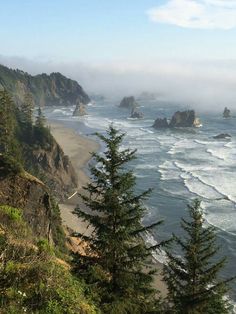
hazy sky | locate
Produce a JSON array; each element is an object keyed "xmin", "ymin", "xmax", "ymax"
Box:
[{"xmin": 1, "ymin": 0, "xmax": 236, "ymax": 108}]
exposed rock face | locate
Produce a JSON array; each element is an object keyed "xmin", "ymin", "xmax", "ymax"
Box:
[
  {"xmin": 0, "ymin": 169, "xmax": 52, "ymax": 241},
  {"xmin": 130, "ymin": 107, "xmax": 144, "ymax": 119},
  {"xmin": 120, "ymin": 96, "xmax": 138, "ymax": 109},
  {"xmin": 153, "ymin": 110, "xmax": 200, "ymax": 129},
  {"xmin": 73, "ymin": 101, "xmax": 87, "ymax": 116},
  {"xmin": 213, "ymin": 133, "xmax": 231, "ymax": 139},
  {"xmin": 169, "ymin": 110, "xmax": 196, "ymax": 127},
  {"xmin": 0, "ymin": 64, "xmax": 90, "ymax": 107},
  {"xmin": 25, "ymin": 138, "xmax": 78, "ymax": 201},
  {"xmin": 152, "ymin": 118, "xmax": 169, "ymax": 128},
  {"xmin": 223, "ymin": 107, "xmax": 231, "ymax": 118}
]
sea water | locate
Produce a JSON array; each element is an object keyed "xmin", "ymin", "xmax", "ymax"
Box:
[{"xmin": 46, "ymin": 99, "xmax": 236, "ymax": 306}]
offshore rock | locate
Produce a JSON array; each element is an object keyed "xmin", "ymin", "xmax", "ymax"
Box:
[
  {"xmin": 153, "ymin": 110, "xmax": 201, "ymax": 129},
  {"xmin": 223, "ymin": 107, "xmax": 231, "ymax": 118},
  {"xmin": 130, "ymin": 107, "xmax": 144, "ymax": 119},
  {"xmin": 213, "ymin": 133, "xmax": 231, "ymax": 139},
  {"xmin": 120, "ymin": 96, "xmax": 138, "ymax": 109},
  {"xmin": 73, "ymin": 101, "xmax": 87, "ymax": 116},
  {"xmin": 169, "ymin": 110, "xmax": 197, "ymax": 128},
  {"xmin": 152, "ymin": 118, "xmax": 169, "ymax": 128}
]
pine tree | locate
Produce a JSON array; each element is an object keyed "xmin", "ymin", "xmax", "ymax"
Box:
[
  {"xmin": 35, "ymin": 106, "xmax": 46, "ymax": 128},
  {"xmin": 20, "ymin": 92, "xmax": 34, "ymax": 127},
  {"xmin": 163, "ymin": 199, "xmax": 234, "ymax": 314},
  {"xmin": 73, "ymin": 125, "xmax": 167, "ymax": 314},
  {"xmin": 0, "ymin": 90, "xmax": 16, "ymax": 154}
]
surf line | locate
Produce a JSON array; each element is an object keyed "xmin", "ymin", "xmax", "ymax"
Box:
[{"xmin": 67, "ymin": 191, "xmax": 79, "ymax": 200}]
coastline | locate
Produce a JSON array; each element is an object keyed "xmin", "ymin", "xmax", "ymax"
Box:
[{"xmin": 49, "ymin": 120, "xmax": 167, "ymax": 297}]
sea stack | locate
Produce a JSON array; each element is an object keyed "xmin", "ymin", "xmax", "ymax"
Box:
[
  {"xmin": 119, "ymin": 96, "xmax": 138, "ymax": 109},
  {"xmin": 73, "ymin": 101, "xmax": 87, "ymax": 116},
  {"xmin": 153, "ymin": 110, "xmax": 201, "ymax": 129},
  {"xmin": 223, "ymin": 107, "xmax": 231, "ymax": 118},
  {"xmin": 130, "ymin": 107, "xmax": 144, "ymax": 119}
]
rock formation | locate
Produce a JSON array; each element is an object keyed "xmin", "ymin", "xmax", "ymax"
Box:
[
  {"xmin": 213, "ymin": 133, "xmax": 231, "ymax": 139},
  {"xmin": 130, "ymin": 107, "xmax": 144, "ymax": 119},
  {"xmin": 73, "ymin": 101, "xmax": 87, "ymax": 116},
  {"xmin": 0, "ymin": 64, "xmax": 90, "ymax": 107},
  {"xmin": 169, "ymin": 110, "xmax": 196, "ymax": 127},
  {"xmin": 152, "ymin": 118, "xmax": 169, "ymax": 128},
  {"xmin": 26, "ymin": 137, "xmax": 78, "ymax": 201},
  {"xmin": 120, "ymin": 96, "xmax": 138, "ymax": 109},
  {"xmin": 153, "ymin": 110, "xmax": 201, "ymax": 129},
  {"xmin": 223, "ymin": 107, "xmax": 231, "ymax": 118},
  {"xmin": 0, "ymin": 156, "xmax": 52, "ymax": 240}
]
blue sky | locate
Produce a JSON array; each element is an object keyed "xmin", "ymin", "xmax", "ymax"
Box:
[
  {"xmin": 1, "ymin": 0, "xmax": 236, "ymax": 107},
  {"xmin": 1, "ymin": 0, "xmax": 236, "ymax": 62}
]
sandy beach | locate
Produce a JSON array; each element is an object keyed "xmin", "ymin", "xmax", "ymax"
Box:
[{"xmin": 50, "ymin": 121, "xmax": 167, "ymax": 297}]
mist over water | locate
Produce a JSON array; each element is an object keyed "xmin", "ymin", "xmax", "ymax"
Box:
[{"xmin": 2, "ymin": 55, "xmax": 236, "ymax": 111}]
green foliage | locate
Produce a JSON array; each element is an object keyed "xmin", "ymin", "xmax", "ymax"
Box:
[
  {"xmin": 73, "ymin": 125, "xmax": 167, "ymax": 313},
  {"xmin": 0, "ymin": 205, "xmax": 22, "ymax": 222},
  {"xmin": 50, "ymin": 198, "xmax": 68, "ymax": 254},
  {"xmin": 0, "ymin": 154, "xmax": 23, "ymax": 176},
  {"xmin": 163, "ymin": 199, "xmax": 234, "ymax": 314},
  {"xmin": 0, "ymin": 206, "xmax": 99, "ymax": 314},
  {"xmin": 33, "ymin": 124, "xmax": 54, "ymax": 149}
]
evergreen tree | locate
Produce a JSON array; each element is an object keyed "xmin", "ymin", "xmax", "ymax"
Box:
[
  {"xmin": 73, "ymin": 126, "xmax": 167, "ymax": 314},
  {"xmin": 163, "ymin": 199, "xmax": 234, "ymax": 314},
  {"xmin": 0, "ymin": 90, "xmax": 16, "ymax": 154},
  {"xmin": 20, "ymin": 92, "xmax": 34, "ymax": 127},
  {"xmin": 35, "ymin": 106, "xmax": 46, "ymax": 128}
]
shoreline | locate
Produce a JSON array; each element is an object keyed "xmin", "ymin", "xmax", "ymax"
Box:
[{"xmin": 49, "ymin": 120, "xmax": 167, "ymax": 297}]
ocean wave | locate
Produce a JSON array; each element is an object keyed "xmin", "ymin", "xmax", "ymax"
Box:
[
  {"xmin": 52, "ymin": 108, "xmax": 71, "ymax": 116},
  {"xmin": 143, "ymin": 232, "xmax": 168, "ymax": 264},
  {"xmin": 175, "ymin": 161, "xmax": 236, "ymax": 206}
]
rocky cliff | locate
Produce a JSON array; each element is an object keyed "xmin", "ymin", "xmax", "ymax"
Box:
[
  {"xmin": 24, "ymin": 136, "xmax": 78, "ymax": 201},
  {"xmin": 0, "ymin": 64, "xmax": 90, "ymax": 107},
  {"xmin": 0, "ymin": 157, "xmax": 52, "ymax": 241}
]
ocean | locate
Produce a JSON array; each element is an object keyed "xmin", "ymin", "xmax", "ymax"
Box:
[{"xmin": 46, "ymin": 98, "xmax": 236, "ymax": 306}]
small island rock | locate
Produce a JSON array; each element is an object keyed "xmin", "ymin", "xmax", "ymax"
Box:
[
  {"xmin": 152, "ymin": 118, "xmax": 169, "ymax": 128},
  {"xmin": 223, "ymin": 107, "xmax": 231, "ymax": 118},
  {"xmin": 73, "ymin": 101, "xmax": 87, "ymax": 116},
  {"xmin": 153, "ymin": 110, "xmax": 201, "ymax": 129},
  {"xmin": 120, "ymin": 96, "xmax": 138, "ymax": 109},
  {"xmin": 213, "ymin": 133, "xmax": 231, "ymax": 139},
  {"xmin": 130, "ymin": 107, "xmax": 144, "ymax": 119}
]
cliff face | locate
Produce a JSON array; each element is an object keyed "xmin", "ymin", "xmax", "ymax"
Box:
[
  {"xmin": 0, "ymin": 169, "xmax": 52, "ymax": 241},
  {"xmin": 25, "ymin": 137, "xmax": 78, "ymax": 201},
  {"xmin": 0, "ymin": 64, "xmax": 90, "ymax": 107}
]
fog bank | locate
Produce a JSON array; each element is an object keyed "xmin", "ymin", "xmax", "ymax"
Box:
[{"xmin": 1, "ymin": 55, "xmax": 236, "ymax": 111}]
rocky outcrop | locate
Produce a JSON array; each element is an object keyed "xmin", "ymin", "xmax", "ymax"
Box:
[
  {"xmin": 25, "ymin": 138, "xmax": 78, "ymax": 201},
  {"xmin": 0, "ymin": 165, "xmax": 52, "ymax": 241},
  {"xmin": 169, "ymin": 110, "xmax": 196, "ymax": 127},
  {"xmin": 130, "ymin": 107, "xmax": 144, "ymax": 119},
  {"xmin": 152, "ymin": 118, "xmax": 169, "ymax": 128},
  {"xmin": 213, "ymin": 133, "xmax": 231, "ymax": 139},
  {"xmin": 153, "ymin": 110, "xmax": 201, "ymax": 129},
  {"xmin": 120, "ymin": 96, "xmax": 138, "ymax": 109},
  {"xmin": 223, "ymin": 107, "xmax": 231, "ymax": 118},
  {"xmin": 73, "ymin": 101, "xmax": 87, "ymax": 116},
  {"xmin": 0, "ymin": 64, "xmax": 90, "ymax": 107}
]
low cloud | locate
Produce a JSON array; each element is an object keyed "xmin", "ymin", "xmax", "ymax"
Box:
[
  {"xmin": 1, "ymin": 55, "xmax": 236, "ymax": 111},
  {"xmin": 147, "ymin": 0, "xmax": 236, "ymax": 30}
]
